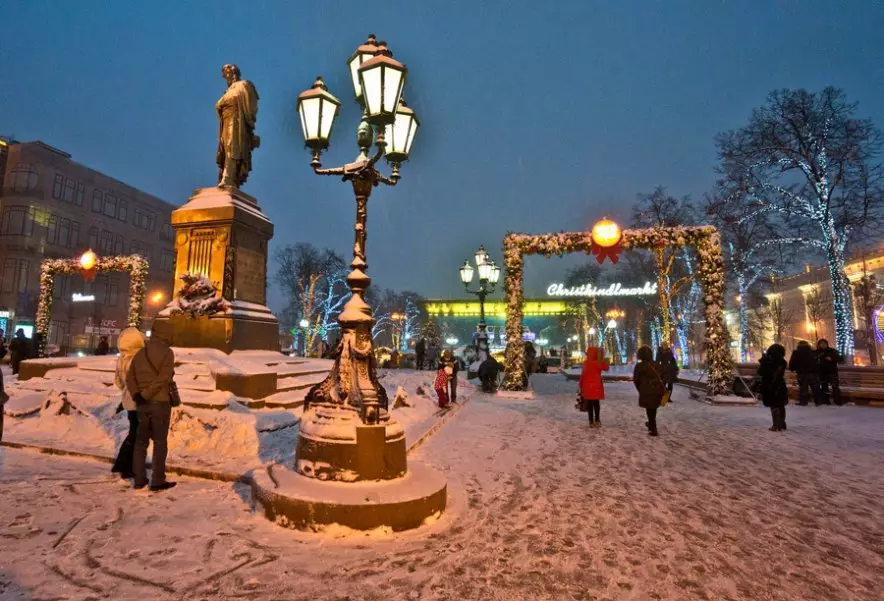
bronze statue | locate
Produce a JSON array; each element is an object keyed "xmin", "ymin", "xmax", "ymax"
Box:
[{"xmin": 216, "ymin": 64, "xmax": 260, "ymax": 188}]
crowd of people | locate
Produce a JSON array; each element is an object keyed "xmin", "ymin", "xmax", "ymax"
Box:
[
  {"xmin": 577, "ymin": 343, "xmax": 678, "ymax": 436},
  {"xmin": 757, "ymin": 338, "xmax": 844, "ymax": 432}
]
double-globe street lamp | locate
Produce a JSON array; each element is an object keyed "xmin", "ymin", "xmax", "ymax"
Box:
[
  {"xmin": 296, "ymin": 34, "xmax": 420, "ymax": 426},
  {"xmin": 459, "ymin": 245, "xmax": 501, "ymax": 363}
]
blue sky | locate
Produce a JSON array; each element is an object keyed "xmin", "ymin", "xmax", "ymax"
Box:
[{"xmin": 1, "ymin": 1, "xmax": 882, "ymax": 310}]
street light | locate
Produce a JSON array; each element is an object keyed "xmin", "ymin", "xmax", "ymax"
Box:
[
  {"xmin": 607, "ymin": 319, "xmax": 618, "ymax": 329},
  {"xmin": 150, "ymin": 291, "xmax": 165, "ymax": 304},
  {"xmin": 446, "ymin": 336, "xmax": 459, "ymax": 347},
  {"xmin": 295, "ymin": 35, "xmax": 419, "ymax": 427},
  {"xmin": 459, "ymin": 245, "xmax": 500, "ymax": 363}
]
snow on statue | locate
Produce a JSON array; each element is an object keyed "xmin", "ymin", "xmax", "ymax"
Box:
[{"xmin": 168, "ymin": 273, "xmax": 231, "ymax": 318}]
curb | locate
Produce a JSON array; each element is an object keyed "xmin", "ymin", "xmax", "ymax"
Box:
[
  {"xmin": 406, "ymin": 395, "xmax": 471, "ymax": 454},
  {"xmin": 0, "ymin": 441, "xmax": 246, "ymax": 484}
]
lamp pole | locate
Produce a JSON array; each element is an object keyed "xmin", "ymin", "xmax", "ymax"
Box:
[
  {"xmin": 459, "ymin": 245, "xmax": 500, "ymax": 363},
  {"xmin": 296, "ymin": 34, "xmax": 419, "ymax": 427}
]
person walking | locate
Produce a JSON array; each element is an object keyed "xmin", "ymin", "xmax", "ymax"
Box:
[
  {"xmin": 9, "ymin": 329, "xmax": 29, "ymax": 375},
  {"xmin": 415, "ymin": 337, "xmax": 426, "ymax": 370},
  {"xmin": 111, "ymin": 328, "xmax": 145, "ymax": 480},
  {"xmin": 579, "ymin": 347, "xmax": 610, "ymax": 427},
  {"xmin": 758, "ymin": 344, "xmax": 789, "ymax": 431},
  {"xmin": 788, "ymin": 340, "xmax": 820, "ymax": 405},
  {"xmin": 442, "ymin": 349, "xmax": 459, "ymax": 403},
  {"xmin": 633, "ymin": 346, "xmax": 665, "ymax": 436},
  {"xmin": 655, "ymin": 342, "xmax": 680, "ymax": 401},
  {"xmin": 126, "ymin": 332, "xmax": 177, "ymax": 492},
  {"xmin": 815, "ymin": 339, "xmax": 843, "ymax": 405},
  {"xmin": 0, "ymin": 329, "xmax": 8, "ymax": 363}
]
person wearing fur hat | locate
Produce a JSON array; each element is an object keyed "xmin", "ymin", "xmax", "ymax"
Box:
[{"xmin": 111, "ymin": 327, "xmax": 145, "ymax": 479}]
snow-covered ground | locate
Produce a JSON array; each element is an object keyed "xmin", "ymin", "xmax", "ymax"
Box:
[
  {"xmin": 2, "ymin": 375, "xmax": 883, "ymax": 600},
  {"xmin": 1, "ymin": 366, "xmax": 466, "ymax": 475}
]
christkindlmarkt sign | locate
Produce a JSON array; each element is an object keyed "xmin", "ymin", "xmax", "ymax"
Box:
[{"xmin": 546, "ymin": 282, "xmax": 658, "ymax": 298}]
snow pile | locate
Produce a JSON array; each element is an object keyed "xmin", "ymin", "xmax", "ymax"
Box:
[{"xmin": 167, "ymin": 272, "xmax": 231, "ymax": 317}]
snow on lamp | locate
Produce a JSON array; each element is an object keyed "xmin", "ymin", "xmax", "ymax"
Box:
[
  {"xmin": 357, "ymin": 41, "xmax": 406, "ymax": 126},
  {"xmin": 297, "ymin": 76, "xmax": 341, "ymax": 166},
  {"xmin": 384, "ymin": 98, "xmax": 420, "ymax": 164},
  {"xmin": 347, "ymin": 34, "xmax": 379, "ymax": 104}
]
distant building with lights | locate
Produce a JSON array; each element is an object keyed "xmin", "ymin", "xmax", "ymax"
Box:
[
  {"xmin": 0, "ymin": 138, "xmax": 176, "ymax": 353},
  {"xmin": 726, "ymin": 255, "xmax": 884, "ymax": 365}
]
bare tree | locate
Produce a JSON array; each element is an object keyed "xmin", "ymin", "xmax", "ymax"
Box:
[
  {"xmin": 716, "ymin": 87, "xmax": 884, "ymax": 357},
  {"xmin": 852, "ymin": 257, "xmax": 884, "ymax": 365},
  {"xmin": 631, "ymin": 186, "xmax": 698, "ymax": 346},
  {"xmin": 803, "ymin": 284, "xmax": 830, "ymax": 341}
]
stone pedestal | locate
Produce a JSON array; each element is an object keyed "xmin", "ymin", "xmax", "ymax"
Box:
[{"xmin": 152, "ymin": 186, "xmax": 278, "ymax": 352}]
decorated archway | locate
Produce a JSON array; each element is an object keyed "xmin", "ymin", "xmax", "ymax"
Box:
[
  {"xmin": 36, "ymin": 253, "xmax": 149, "ymax": 356},
  {"xmin": 501, "ymin": 225, "xmax": 732, "ymax": 395}
]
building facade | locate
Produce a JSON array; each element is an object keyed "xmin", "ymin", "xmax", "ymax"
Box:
[
  {"xmin": 0, "ymin": 139, "xmax": 176, "ymax": 353},
  {"xmin": 727, "ymin": 254, "xmax": 884, "ymax": 365}
]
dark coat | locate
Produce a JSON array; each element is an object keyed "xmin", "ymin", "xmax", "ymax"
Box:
[
  {"xmin": 633, "ymin": 361, "xmax": 665, "ymax": 408},
  {"xmin": 656, "ymin": 348, "xmax": 679, "ymax": 384},
  {"xmin": 478, "ymin": 357, "xmax": 501, "ymax": 382},
  {"xmin": 9, "ymin": 334, "xmax": 28, "ymax": 362},
  {"xmin": 758, "ymin": 354, "xmax": 788, "ymax": 407},
  {"xmin": 788, "ymin": 346, "xmax": 817, "ymax": 375},
  {"xmin": 816, "ymin": 347, "xmax": 842, "ymax": 376}
]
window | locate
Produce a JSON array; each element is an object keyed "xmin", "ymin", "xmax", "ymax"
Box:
[
  {"xmin": 106, "ymin": 276, "xmax": 120, "ymax": 306},
  {"xmin": 130, "ymin": 240, "xmax": 152, "ymax": 259},
  {"xmin": 99, "ymin": 230, "xmax": 114, "ymax": 253},
  {"xmin": 52, "ymin": 275, "xmax": 69, "ymax": 300},
  {"xmin": 70, "ymin": 222, "xmax": 80, "ymax": 248},
  {"xmin": 103, "ymin": 194, "xmax": 117, "ymax": 218},
  {"xmin": 58, "ymin": 218, "xmax": 71, "ymax": 248},
  {"xmin": 53, "ymin": 173, "xmax": 64, "ymax": 199},
  {"xmin": 160, "ymin": 222, "xmax": 175, "ymax": 242},
  {"xmin": 16, "ymin": 260, "xmax": 29, "ymax": 292},
  {"xmin": 92, "ymin": 190, "xmax": 103, "ymax": 212},
  {"xmin": 87, "ymin": 227, "xmax": 99, "ymax": 250},
  {"xmin": 63, "ymin": 178, "xmax": 76, "ymax": 203},
  {"xmin": 47, "ymin": 215, "xmax": 58, "ymax": 244},
  {"xmin": 1, "ymin": 207, "xmax": 34, "ymax": 236},
  {"xmin": 1, "ymin": 259, "xmax": 16, "ymax": 293},
  {"xmin": 75, "ymin": 182, "xmax": 85, "ymax": 206},
  {"xmin": 160, "ymin": 250, "xmax": 176, "ymax": 272},
  {"xmin": 118, "ymin": 200, "xmax": 128, "ymax": 222},
  {"xmin": 134, "ymin": 208, "xmax": 156, "ymax": 231},
  {"xmin": 9, "ymin": 163, "xmax": 39, "ymax": 193},
  {"xmin": 114, "ymin": 234, "xmax": 124, "ymax": 254}
]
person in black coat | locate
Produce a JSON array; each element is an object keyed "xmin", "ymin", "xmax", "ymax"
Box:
[
  {"xmin": 415, "ymin": 337, "xmax": 426, "ymax": 370},
  {"xmin": 9, "ymin": 329, "xmax": 29, "ymax": 375},
  {"xmin": 95, "ymin": 336, "xmax": 110, "ymax": 356},
  {"xmin": 815, "ymin": 339, "xmax": 843, "ymax": 405},
  {"xmin": 788, "ymin": 340, "xmax": 820, "ymax": 405},
  {"xmin": 759, "ymin": 344, "xmax": 789, "ymax": 431},
  {"xmin": 478, "ymin": 355, "xmax": 501, "ymax": 393},
  {"xmin": 655, "ymin": 342, "xmax": 680, "ymax": 398}
]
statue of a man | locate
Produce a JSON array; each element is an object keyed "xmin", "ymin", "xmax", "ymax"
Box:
[{"xmin": 216, "ymin": 64, "xmax": 260, "ymax": 188}]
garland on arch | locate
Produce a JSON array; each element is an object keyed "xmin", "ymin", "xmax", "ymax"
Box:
[
  {"xmin": 500, "ymin": 226, "xmax": 732, "ymax": 396},
  {"xmin": 36, "ymin": 254, "xmax": 149, "ymax": 357}
]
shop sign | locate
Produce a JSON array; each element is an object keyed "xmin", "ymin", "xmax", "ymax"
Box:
[
  {"xmin": 546, "ymin": 282, "xmax": 658, "ymax": 298},
  {"xmin": 72, "ymin": 293, "xmax": 95, "ymax": 302}
]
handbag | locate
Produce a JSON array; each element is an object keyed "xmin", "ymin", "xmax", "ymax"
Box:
[
  {"xmin": 576, "ymin": 391, "xmax": 588, "ymax": 412},
  {"xmin": 660, "ymin": 389, "xmax": 671, "ymax": 407},
  {"xmin": 143, "ymin": 349, "xmax": 181, "ymax": 408}
]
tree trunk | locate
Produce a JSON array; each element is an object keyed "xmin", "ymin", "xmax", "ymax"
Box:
[
  {"xmin": 826, "ymin": 244, "xmax": 856, "ymax": 360},
  {"xmin": 655, "ymin": 249, "xmax": 671, "ymax": 344},
  {"xmin": 737, "ymin": 273, "xmax": 749, "ymax": 363}
]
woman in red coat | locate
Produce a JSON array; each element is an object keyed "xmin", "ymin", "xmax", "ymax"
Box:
[{"xmin": 579, "ymin": 347, "xmax": 610, "ymax": 427}]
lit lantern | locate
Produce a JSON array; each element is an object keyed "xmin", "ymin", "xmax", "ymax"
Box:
[
  {"xmin": 297, "ymin": 77, "xmax": 342, "ymax": 154},
  {"xmin": 79, "ymin": 249, "xmax": 98, "ymax": 281},
  {"xmin": 357, "ymin": 41, "xmax": 407, "ymax": 126},
  {"xmin": 591, "ymin": 218, "xmax": 621, "ymax": 247},
  {"xmin": 590, "ymin": 218, "xmax": 623, "ymax": 264}
]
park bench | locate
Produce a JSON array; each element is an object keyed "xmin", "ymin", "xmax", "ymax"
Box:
[{"xmin": 735, "ymin": 363, "xmax": 884, "ymax": 406}]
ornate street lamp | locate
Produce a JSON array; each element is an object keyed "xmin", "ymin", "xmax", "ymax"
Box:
[
  {"xmin": 295, "ymin": 35, "xmax": 418, "ymax": 431},
  {"xmin": 459, "ymin": 245, "xmax": 500, "ymax": 363}
]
